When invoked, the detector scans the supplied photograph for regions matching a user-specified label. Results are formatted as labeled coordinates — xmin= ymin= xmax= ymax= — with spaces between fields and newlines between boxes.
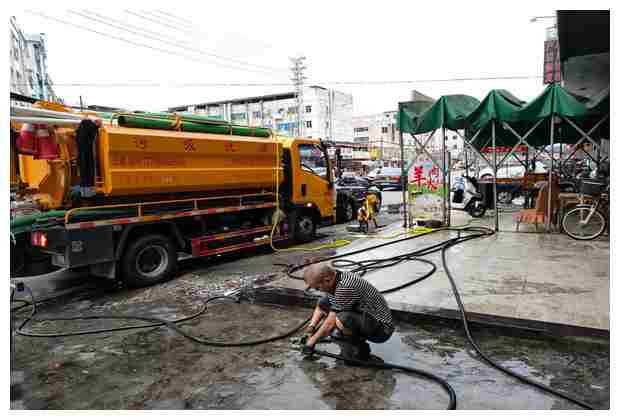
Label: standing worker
xmin=300 ymin=263 xmax=395 ymax=364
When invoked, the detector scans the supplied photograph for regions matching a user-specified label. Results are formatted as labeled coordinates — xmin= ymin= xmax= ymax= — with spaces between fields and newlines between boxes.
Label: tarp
xmin=505 ymin=83 xmax=589 ymax=122
xmin=399 ymin=84 xmax=608 ymax=150
xmin=464 ymin=90 xmax=527 ymax=150
xmin=410 ymin=95 xmax=480 ymax=134
xmin=465 ymin=90 xmax=524 ymax=133
xmin=397 ymin=100 xmax=435 ymax=133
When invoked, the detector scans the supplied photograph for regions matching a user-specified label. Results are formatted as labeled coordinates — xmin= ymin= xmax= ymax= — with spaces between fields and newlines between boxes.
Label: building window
xmin=305 ymin=105 xmax=312 ymax=113
xmin=325 ymin=121 xmax=329 ymax=128
xmin=452 ymin=135 xmax=457 ymax=140
xmin=354 ymin=127 xmax=369 ymax=133
xmin=381 ymin=127 xmax=388 ymax=133
xmin=354 ymin=137 xmax=370 ymax=143
xmin=306 ymin=121 xmax=313 ymax=128
xmin=288 ymin=106 xmax=297 ymax=114
xmin=231 ymin=112 xmax=247 ymax=121
xmin=253 ymin=111 xmax=262 ymax=118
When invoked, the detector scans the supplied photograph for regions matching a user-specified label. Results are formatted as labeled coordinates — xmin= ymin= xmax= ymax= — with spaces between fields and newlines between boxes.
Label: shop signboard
xmin=407 ymin=155 xmax=447 ymax=223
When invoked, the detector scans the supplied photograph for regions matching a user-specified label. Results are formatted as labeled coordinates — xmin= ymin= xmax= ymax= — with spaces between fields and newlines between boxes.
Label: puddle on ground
xmin=219 ymin=321 xmax=609 ymax=410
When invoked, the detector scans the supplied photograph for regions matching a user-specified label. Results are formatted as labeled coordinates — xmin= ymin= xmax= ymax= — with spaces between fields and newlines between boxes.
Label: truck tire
xmin=337 ymin=198 xmax=355 ymax=223
xmin=121 ymin=234 xmax=177 ymax=289
xmin=291 ymin=210 xmax=316 ymax=243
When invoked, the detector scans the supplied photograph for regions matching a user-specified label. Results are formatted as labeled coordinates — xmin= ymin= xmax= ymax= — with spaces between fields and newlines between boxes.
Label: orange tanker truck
xmin=10 ymin=104 xmax=335 ymax=287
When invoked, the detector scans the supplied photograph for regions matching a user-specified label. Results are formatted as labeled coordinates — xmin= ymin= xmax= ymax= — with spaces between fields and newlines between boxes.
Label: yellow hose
xmin=268 ymin=132 xmax=351 ymax=252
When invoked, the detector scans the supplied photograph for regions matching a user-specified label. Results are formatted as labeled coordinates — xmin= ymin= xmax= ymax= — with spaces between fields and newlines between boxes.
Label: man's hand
xmin=301 ymin=344 xmax=315 ymax=355
xmin=300 ymin=324 xmax=317 ymax=344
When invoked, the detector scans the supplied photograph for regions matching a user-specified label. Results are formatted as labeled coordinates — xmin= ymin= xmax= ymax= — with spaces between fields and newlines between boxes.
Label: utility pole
xmin=289 ymin=56 xmax=306 ymax=137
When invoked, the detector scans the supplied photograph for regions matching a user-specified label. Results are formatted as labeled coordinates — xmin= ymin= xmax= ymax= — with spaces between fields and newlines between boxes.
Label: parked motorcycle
xmin=450 ymin=176 xmax=487 ymax=217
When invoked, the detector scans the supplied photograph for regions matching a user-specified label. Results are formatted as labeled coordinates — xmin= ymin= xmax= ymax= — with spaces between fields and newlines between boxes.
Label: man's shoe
xmin=357 ymin=342 xmax=371 ymax=361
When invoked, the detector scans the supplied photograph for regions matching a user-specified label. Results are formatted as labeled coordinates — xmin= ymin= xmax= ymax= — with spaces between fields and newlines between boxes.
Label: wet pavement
xmin=10 ymin=200 xmax=609 ymax=410
xmin=271 ymin=211 xmax=609 ymax=334
xmin=10 ymin=295 xmax=609 ymax=410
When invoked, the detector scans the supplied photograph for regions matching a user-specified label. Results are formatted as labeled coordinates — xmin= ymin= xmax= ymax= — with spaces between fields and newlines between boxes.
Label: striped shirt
xmin=327 ymin=271 xmax=394 ymax=328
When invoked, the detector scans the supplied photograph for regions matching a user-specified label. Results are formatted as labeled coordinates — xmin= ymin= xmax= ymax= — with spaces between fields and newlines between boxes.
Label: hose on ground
xmin=10 ymin=226 xmax=597 ymax=409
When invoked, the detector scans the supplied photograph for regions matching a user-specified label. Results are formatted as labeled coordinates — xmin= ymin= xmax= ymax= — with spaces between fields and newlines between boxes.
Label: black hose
xmin=307 ymin=226 xmax=594 ymax=410
xmin=15 ymin=288 xmax=310 ymax=345
xmin=314 ymin=349 xmax=457 ymax=410
xmin=440 ymin=238 xmax=595 ymax=410
xmin=10 ymin=226 xmax=598 ymax=409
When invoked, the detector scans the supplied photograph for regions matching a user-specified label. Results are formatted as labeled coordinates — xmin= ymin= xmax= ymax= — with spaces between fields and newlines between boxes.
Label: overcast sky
xmin=10 ymin=1 xmax=609 ymax=114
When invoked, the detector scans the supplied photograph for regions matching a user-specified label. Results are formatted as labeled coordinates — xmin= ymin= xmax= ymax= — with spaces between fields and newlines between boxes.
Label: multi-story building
xmin=352 ymin=111 xmax=401 ymax=163
xmin=10 ymin=16 xmax=59 ymax=102
xmin=168 ymin=85 xmax=354 ymax=142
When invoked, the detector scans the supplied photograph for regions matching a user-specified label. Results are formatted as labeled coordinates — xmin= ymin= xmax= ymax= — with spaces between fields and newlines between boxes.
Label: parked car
xmin=365 ymin=168 xmax=383 ymax=182
xmin=335 ymin=175 xmax=382 ymax=223
xmin=478 ymin=161 xmax=547 ymax=180
xmin=372 ymin=167 xmax=407 ymax=190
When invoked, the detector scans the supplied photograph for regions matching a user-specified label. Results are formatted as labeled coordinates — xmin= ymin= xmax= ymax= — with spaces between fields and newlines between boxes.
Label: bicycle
xmin=562 ymin=179 xmax=609 ymax=240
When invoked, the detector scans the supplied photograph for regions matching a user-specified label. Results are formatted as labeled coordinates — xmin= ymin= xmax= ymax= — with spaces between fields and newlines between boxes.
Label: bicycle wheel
xmin=562 ymin=207 xmax=607 ymax=240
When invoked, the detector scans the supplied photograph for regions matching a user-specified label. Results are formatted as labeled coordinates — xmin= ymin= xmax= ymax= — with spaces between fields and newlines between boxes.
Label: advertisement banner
xmin=407 ymin=156 xmax=446 ymax=223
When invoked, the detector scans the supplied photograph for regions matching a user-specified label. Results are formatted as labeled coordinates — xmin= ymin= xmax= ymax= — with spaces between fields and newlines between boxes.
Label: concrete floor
xmin=273 ymin=211 xmax=610 ymax=333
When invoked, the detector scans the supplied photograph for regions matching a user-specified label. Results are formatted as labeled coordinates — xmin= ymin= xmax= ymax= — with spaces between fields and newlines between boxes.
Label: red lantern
xmin=17 ymin=123 xmax=36 ymax=154
xmin=34 ymin=124 xmax=59 ymax=160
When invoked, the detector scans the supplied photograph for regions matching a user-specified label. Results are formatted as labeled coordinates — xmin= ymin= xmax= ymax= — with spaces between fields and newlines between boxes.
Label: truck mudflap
xmin=42 ymin=226 xmax=116 ymax=269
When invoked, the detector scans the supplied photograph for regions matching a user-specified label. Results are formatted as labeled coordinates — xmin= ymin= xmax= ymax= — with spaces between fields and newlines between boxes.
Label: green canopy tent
xmin=459 ymin=89 xmax=526 ymax=231
xmin=398 ymin=94 xmax=480 ymax=226
xmin=497 ymin=83 xmax=608 ymax=231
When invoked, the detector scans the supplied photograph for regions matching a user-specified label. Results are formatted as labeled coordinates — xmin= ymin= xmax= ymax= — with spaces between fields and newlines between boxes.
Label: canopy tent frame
xmin=558 ymin=113 xmax=610 ymax=167
xmin=399 ymin=84 xmax=609 ymax=234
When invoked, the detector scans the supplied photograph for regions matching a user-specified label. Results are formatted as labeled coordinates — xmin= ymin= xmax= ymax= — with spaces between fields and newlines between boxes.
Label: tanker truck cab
xmin=283 ymin=138 xmax=336 ymax=241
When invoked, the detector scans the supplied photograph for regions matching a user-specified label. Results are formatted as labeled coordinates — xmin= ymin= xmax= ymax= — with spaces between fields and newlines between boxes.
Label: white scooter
xmin=450 ymin=176 xmax=487 ymax=218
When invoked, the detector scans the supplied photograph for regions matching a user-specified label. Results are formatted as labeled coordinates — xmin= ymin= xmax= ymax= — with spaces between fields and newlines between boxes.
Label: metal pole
xmin=400 ymin=130 xmax=408 ymax=228
xmin=447 ymin=147 xmax=451 ymax=227
xmin=442 ymin=126 xmax=447 ymax=226
xmin=492 ymin=121 xmax=499 ymax=232
xmin=547 ymin=116 xmax=555 ymax=232
xmin=465 ymin=143 xmax=469 ymax=178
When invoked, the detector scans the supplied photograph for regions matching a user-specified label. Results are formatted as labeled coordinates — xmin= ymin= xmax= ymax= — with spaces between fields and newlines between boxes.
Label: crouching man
xmin=301 ymin=263 xmax=394 ymax=363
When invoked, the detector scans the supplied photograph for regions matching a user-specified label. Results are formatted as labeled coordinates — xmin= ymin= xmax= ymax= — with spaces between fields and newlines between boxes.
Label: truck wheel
xmin=291 ymin=210 xmax=316 ymax=243
xmin=121 ymin=234 xmax=177 ymax=289
xmin=343 ymin=200 xmax=355 ymax=222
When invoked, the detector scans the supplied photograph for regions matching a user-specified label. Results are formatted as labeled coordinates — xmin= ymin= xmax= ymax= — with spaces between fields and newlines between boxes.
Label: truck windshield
xmin=299 ymin=144 xmax=329 ymax=181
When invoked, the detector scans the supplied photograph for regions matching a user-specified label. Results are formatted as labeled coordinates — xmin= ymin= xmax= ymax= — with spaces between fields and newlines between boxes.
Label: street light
xmin=530 ymin=15 xmax=555 ymax=22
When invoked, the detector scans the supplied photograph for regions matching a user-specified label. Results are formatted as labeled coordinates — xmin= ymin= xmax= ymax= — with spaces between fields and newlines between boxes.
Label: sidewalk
xmin=273 ymin=215 xmax=609 ymax=335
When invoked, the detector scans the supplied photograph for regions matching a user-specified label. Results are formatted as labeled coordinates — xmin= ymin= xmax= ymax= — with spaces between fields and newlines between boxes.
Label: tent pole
xmin=400 ymin=130 xmax=408 ymax=228
xmin=442 ymin=126 xmax=447 ymax=226
xmin=448 ymin=139 xmax=452 ymax=227
xmin=547 ymin=116 xmax=555 ymax=232
xmin=492 ymin=120 xmax=499 ymax=232
xmin=465 ymin=142 xmax=469 ymax=178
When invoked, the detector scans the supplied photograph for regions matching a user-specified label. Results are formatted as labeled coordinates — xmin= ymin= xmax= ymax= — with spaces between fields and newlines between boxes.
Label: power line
xmin=142 ymin=10 xmax=195 ymax=28
xmin=25 ymin=76 xmax=542 ymax=88
xmin=122 ymin=10 xmax=287 ymax=73
xmin=25 ymin=10 xmax=289 ymax=79
xmin=12 ymin=74 xmax=543 ymax=88
xmin=154 ymin=10 xmax=194 ymax=25
xmin=67 ymin=10 xmax=286 ymax=75
xmin=123 ymin=10 xmax=287 ymax=73
xmin=124 ymin=10 xmax=196 ymax=35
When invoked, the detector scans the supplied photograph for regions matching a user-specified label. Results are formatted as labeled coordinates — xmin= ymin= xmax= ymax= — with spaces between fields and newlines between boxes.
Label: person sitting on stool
xmin=301 ymin=263 xmax=395 ymax=364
